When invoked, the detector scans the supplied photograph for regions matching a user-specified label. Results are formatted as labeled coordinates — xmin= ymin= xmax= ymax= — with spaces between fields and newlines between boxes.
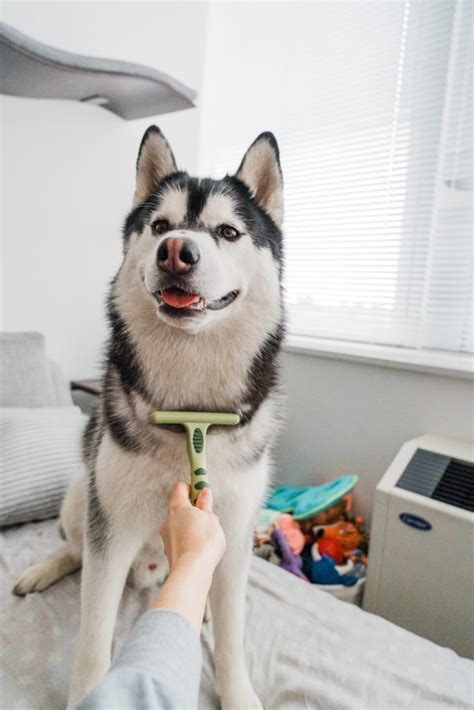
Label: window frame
xmin=284 ymin=334 xmax=474 ymax=379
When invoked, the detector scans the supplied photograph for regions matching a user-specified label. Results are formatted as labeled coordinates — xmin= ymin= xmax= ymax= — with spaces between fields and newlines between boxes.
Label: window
xmin=199 ymin=0 xmax=472 ymax=360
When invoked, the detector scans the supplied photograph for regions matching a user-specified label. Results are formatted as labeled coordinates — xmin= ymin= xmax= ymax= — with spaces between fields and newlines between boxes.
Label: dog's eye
xmin=151 ymin=219 xmax=170 ymax=236
xmin=218 ymin=225 xmax=240 ymax=240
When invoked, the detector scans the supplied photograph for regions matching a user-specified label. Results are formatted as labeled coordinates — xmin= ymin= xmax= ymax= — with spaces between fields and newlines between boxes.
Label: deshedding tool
xmin=149 ymin=411 xmax=240 ymax=503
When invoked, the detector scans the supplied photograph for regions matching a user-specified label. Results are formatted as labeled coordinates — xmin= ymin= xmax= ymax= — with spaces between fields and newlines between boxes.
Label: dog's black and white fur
xmin=14 ymin=126 xmax=285 ymax=709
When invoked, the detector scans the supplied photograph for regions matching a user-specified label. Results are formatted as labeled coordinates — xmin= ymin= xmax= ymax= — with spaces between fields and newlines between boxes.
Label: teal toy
xmin=149 ymin=411 xmax=240 ymax=503
xmin=265 ymin=475 xmax=358 ymax=520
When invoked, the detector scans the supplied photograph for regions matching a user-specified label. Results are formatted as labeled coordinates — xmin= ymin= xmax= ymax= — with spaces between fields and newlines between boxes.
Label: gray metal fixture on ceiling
xmin=0 ymin=21 xmax=196 ymax=120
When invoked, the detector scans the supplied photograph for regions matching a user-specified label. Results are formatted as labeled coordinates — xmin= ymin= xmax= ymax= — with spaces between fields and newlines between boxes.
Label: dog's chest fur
xmin=92 ymin=394 xmax=276 ymax=588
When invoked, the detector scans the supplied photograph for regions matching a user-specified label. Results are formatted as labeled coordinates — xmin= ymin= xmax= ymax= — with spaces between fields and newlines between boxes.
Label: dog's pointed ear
xmin=133 ymin=126 xmax=177 ymax=206
xmin=236 ymin=132 xmax=283 ymax=226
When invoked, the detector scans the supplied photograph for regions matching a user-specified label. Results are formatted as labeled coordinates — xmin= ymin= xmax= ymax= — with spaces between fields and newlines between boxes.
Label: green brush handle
xmin=149 ymin=411 xmax=240 ymax=505
xmin=184 ymin=422 xmax=210 ymax=504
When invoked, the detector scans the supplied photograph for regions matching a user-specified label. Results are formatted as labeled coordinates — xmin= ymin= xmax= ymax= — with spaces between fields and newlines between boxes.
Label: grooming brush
xmin=149 ymin=411 xmax=240 ymax=503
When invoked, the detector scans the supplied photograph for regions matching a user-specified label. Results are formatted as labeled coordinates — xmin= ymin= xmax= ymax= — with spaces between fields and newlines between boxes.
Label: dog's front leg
xmin=68 ymin=533 xmax=142 ymax=707
xmin=210 ymin=520 xmax=262 ymax=710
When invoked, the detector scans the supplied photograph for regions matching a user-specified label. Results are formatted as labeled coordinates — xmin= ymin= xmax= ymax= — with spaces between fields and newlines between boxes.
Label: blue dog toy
xmin=265 ymin=476 xmax=358 ymax=520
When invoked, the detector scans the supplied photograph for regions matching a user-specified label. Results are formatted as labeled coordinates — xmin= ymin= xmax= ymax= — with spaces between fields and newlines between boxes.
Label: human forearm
xmin=150 ymin=553 xmax=213 ymax=634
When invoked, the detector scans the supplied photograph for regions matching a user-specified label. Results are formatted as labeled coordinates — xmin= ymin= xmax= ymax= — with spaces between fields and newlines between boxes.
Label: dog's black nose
xmin=157 ymin=238 xmax=200 ymax=274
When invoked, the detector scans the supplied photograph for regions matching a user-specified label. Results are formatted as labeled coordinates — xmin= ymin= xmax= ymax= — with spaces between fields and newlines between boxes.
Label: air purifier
xmin=363 ymin=435 xmax=473 ymax=658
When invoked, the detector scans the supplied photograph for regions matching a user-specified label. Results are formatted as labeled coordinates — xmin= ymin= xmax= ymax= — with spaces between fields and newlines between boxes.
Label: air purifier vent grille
xmin=396 ymin=449 xmax=449 ymax=497
xmin=432 ymin=459 xmax=474 ymax=512
xmin=396 ymin=448 xmax=474 ymax=511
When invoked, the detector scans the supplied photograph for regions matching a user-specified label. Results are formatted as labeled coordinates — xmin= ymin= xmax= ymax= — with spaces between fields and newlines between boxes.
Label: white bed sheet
xmin=1 ymin=519 xmax=472 ymax=709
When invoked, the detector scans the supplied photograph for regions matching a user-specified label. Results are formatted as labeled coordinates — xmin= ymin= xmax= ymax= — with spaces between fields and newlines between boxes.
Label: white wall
xmin=1 ymin=1 xmax=208 ymax=378
xmin=275 ymin=352 xmax=473 ymax=521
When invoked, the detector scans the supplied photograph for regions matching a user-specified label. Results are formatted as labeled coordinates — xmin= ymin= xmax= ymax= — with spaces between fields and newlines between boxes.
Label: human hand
xmin=152 ymin=483 xmax=226 ymax=632
xmin=160 ymin=482 xmax=226 ymax=577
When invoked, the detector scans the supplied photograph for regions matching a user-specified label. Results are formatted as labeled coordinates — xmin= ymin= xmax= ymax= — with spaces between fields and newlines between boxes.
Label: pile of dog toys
xmin=254 ymin=475 xmax=369 ymax=586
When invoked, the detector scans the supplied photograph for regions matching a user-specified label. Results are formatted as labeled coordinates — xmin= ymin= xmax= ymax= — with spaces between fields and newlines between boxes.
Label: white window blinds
xmin=199 ymin=0 xmax=473 ymax=356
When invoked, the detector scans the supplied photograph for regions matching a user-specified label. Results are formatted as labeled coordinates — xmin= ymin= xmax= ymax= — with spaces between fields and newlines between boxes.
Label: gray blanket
xmin=1 ymin=519 xmax=472 ymax=709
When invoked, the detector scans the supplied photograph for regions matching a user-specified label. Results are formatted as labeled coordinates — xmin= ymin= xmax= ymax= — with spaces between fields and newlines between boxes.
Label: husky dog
xmin=14 ymin=126 xmax=285 ymax=709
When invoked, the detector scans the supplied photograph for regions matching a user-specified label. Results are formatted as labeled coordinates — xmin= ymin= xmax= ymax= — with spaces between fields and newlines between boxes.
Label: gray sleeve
xmin=75 ymin=609 xmax=202 ymax=709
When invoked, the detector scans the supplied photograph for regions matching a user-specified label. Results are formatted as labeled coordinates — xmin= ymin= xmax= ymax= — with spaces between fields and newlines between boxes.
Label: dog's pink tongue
xmin=161 ymin=288 xmax=200 ymax=309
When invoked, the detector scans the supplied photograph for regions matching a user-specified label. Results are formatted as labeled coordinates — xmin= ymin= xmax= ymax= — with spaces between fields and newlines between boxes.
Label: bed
xmin=1 ymin=518 xmax=472 ymax=710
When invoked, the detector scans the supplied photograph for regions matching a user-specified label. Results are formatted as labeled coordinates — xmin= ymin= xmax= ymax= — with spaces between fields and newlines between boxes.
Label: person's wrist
xmin=170 ymin=550 xmax=218 ymax=582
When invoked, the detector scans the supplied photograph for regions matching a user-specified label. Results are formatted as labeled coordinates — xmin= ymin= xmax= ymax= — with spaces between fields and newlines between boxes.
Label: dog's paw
xmin=13 ymin=561 xmax=57 ymax=596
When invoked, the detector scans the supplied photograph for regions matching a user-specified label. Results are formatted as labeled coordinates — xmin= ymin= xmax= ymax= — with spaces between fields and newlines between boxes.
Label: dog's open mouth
xmin=154 ymin=286 xmax=239 ymax=315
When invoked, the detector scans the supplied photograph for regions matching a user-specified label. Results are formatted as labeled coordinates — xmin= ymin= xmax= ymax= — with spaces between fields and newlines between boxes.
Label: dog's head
xmin=122 ymin=126 xmax=283 ymax=333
